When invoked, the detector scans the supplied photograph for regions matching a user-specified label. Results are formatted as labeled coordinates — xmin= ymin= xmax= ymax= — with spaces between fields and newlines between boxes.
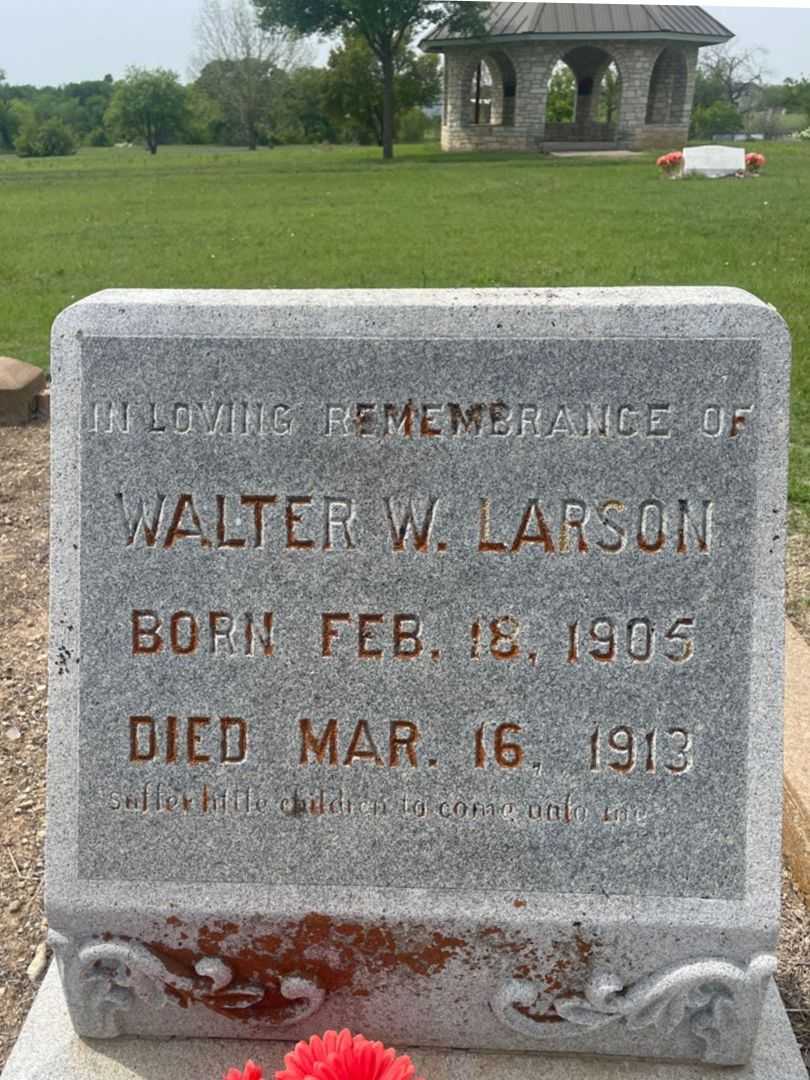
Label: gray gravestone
xmin=46 ymin=288 xmax=790 ymax=1066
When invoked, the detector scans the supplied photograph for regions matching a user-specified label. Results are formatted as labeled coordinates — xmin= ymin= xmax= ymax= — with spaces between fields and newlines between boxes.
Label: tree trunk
xmin=381 ymin=44 xmax=395 ymax=160
xmin=248 ymin=126 xmax=258 ymax=150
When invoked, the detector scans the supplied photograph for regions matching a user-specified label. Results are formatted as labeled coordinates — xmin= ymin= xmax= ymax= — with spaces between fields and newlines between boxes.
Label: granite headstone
xmin=46 ymin=287 xmax=790 ymax=1066
xmin=683 ymin=144 xmax=746 ymax=178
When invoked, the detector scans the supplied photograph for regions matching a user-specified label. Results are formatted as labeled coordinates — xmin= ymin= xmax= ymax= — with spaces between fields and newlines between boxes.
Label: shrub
xmin=795 ymin=127 xmax=810 ymax=141
xmin=86 ymin=126 xmax=110 ymax=147
xmin=397 ymin=107 xmax=431 ymax=144
xmin=15 ymin=116 xmax=77 ymax=157
xmin=690 ymin=101 xmax=744 ymax=140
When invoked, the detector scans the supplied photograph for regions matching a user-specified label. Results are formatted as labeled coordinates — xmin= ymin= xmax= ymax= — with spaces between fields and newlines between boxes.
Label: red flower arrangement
xmin=746 ymin=152 xmax=766 ymax=174
xmin=224 ymin=1031 xmax=425 ymax=1080
xmin=656 ymin=150 xmax=683 ymax=176
xmin=225 ymin=1063 xmax=263 ymax=1080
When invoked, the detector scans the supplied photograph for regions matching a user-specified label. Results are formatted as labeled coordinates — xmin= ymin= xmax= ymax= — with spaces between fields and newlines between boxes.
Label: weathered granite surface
xmin=2 ymin=966 xmax=807 ymax=1080
xmin=47 ymin=288 xmax=791 ymax=1062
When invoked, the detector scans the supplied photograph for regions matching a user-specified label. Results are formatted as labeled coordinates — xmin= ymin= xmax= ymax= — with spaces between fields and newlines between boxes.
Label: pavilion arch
xmin=646 ymin=47 xmax=689 ymax=124
xmin=544 ymin=45 xmax=623 ymax=142
xmin=464 ymin=50 xmax=518 ymax=127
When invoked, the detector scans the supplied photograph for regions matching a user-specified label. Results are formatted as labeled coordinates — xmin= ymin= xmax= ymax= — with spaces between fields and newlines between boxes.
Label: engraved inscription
xmin=76 ymin=336 xmax=758 ymax=894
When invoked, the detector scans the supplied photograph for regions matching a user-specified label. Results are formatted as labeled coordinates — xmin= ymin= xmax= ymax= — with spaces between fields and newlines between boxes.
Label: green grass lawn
xmin=1 ymin=140 xmax=809 ymax=504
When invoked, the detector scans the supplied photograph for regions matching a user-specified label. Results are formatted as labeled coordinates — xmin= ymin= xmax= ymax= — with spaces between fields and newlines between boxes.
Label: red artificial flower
xmin=656 ymin=150 xmax=683 ymax=172
xmin=225 ymin=1063 xmax=263 ymax=1080
xmin=276 ymin=1030 xmax=425 ymax=1080
xmin=746 ymin=152 xmax=766 ymax=170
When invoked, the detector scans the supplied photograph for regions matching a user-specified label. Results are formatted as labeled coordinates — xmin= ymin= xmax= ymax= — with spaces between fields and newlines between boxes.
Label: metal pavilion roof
xmin=422 ymin=3 xmax=734 ymax=49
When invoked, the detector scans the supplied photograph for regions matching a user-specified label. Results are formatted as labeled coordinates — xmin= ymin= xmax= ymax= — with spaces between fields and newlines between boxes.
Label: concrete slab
xmin=548 ymin=149 xmax=642 ymax=158
xmin=783 ymin=621 xmax=810 ymax=902
xmin=1 ymin=966 xmax=806 ymax=1080
xmin=0 ymin=356 xmax=46 ymax=426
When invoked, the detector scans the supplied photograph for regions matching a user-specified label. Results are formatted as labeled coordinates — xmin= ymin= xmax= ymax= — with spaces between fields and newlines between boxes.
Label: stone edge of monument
xmin=2 ymin=965 xmax=807 ymax=1080
xmin=45 ymin=288 xmax=791 ymax=1058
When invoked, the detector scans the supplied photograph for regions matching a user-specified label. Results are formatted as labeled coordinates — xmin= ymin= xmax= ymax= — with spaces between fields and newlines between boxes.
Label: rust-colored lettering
xmin=344 ymin=719 xmax=383 ymax=766
xmin=384 ymin=401 xmax=414 ymax=437
xmin=322 ymin=613 xmax=351 ymax=657
xmin=216 ymin=495 xmax=246 ymax=549
xmin=187 ymin=716 xmax=210 ymax=765
xmin=511 ymin=501 xmax=555 ymax=553
xmin=358 ymin=613 xmax=383 ymax=659
xmin=389 ymin=721 xmax=420 ymax=766
xmin=163 ymin=494 xmax=209 ymax=549
xmin=129 ymin=716 xmax=157 ymax=762
xmin=132 ymin=610 xmax=162 ymax=654
xmin=637 ymin=500 xmax=666 ymax=553
xmin=220 ymin=717 xmax=247 ymax=763
xmin=676 ymin=499 xmax=713 ymax=554
xmin=595 ymin=500 xmax=626 ymax=554
xmin=285 ymin=496 xmax=314 ymax=550
xmin=299 ymin=718 xmax=338 ymax=765
xmin=448 ymin=403 xmax=483 ymax=436
xmin=393 ymin=614 xmax=423 ymax=659
xmin=170 ymin=611 xmax=198 ymax=655
xmin=165 ymin=715 xmax=178 ymax=764
xmin=559 ymin=500 xmax=589 ymax=554
xmin=240 ymin=494 xmax=276 ymax=548
xmin=256 ymin=612 xmax=274 ymax=657
xmin=729 ymin=407 xmax=753 ymax=438
xmin=478 ymin=497 xmax=507 ymax=554
xmin=384 ymin=497 xmax=438 ymax=553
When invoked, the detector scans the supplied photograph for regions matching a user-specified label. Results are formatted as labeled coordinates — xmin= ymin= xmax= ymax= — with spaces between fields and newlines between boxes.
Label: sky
xmin=1 ymin=1 xmax=808 ymax=87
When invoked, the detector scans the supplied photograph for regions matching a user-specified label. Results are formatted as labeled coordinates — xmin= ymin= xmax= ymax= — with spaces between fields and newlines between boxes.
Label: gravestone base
xmin=2 ymin=966 xmax=806 ymax=1080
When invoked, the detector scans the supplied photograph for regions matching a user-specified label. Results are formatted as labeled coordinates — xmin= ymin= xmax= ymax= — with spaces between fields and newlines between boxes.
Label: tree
xmin=0 ymin=70 xmax=17 ymax=151
xmin=266 ymin=66 xmax=337 ymax=144
xmin=545 ymin=64 xmax=575 ymax=123
xmin=784 ymin=76 xmax=810 ymax=123
xmin=598 ymin=65 xmax=620 ymax=125
xmin=694 ymin=45 xmax=767 ymax=111
xmin=253 ymin=0 xmax=484 ymax=159
xmin=104 ymin=68 xmax=186 ymax=154
xmin=324 ymin=32 xmax=439 ymax=145
xmin=193 ymin=0 xmax=309 ymax=149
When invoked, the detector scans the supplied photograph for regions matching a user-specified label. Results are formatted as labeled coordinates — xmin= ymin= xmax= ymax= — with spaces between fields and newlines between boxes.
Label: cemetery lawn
xmin=1 ymin=140 xmax=809 ymax=510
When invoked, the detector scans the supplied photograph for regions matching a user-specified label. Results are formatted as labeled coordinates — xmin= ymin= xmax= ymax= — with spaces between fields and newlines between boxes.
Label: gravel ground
xmin=0 ymin=420 xmax=808 ymax=1072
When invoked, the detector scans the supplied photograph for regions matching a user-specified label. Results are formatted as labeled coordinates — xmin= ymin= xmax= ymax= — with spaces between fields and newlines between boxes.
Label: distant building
xmin=421 ymin=3 xmax=732 ymax=151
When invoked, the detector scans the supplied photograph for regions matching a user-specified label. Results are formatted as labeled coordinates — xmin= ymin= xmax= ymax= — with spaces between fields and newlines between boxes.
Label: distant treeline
xmin=0 ymin=33 xmax=441 ymax=157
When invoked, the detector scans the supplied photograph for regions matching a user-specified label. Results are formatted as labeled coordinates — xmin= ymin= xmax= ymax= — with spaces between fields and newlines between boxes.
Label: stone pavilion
xmin=421 ymin=3 xmax=733 ymax=151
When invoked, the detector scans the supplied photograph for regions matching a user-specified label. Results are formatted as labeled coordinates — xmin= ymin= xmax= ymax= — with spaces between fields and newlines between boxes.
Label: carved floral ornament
xmin=492 ymin=954 xmax=776 ymax=1065
xmin=48 ymin=932 xmax=325 ymax=1038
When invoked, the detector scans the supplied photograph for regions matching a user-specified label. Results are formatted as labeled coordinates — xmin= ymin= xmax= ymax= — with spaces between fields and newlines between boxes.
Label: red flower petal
xmin=225 ymin=1061 xmax=263 ymax=1080
xmin=276 ymin=1032 xmax=423 ymax=1080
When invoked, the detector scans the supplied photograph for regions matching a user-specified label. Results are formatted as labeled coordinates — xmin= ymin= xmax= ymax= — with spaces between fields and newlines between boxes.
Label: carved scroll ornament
xmin=49 ymin=932 xmax=325 ymax=1038
xmin=492 ymin=954 xmax=776 ymax=1064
